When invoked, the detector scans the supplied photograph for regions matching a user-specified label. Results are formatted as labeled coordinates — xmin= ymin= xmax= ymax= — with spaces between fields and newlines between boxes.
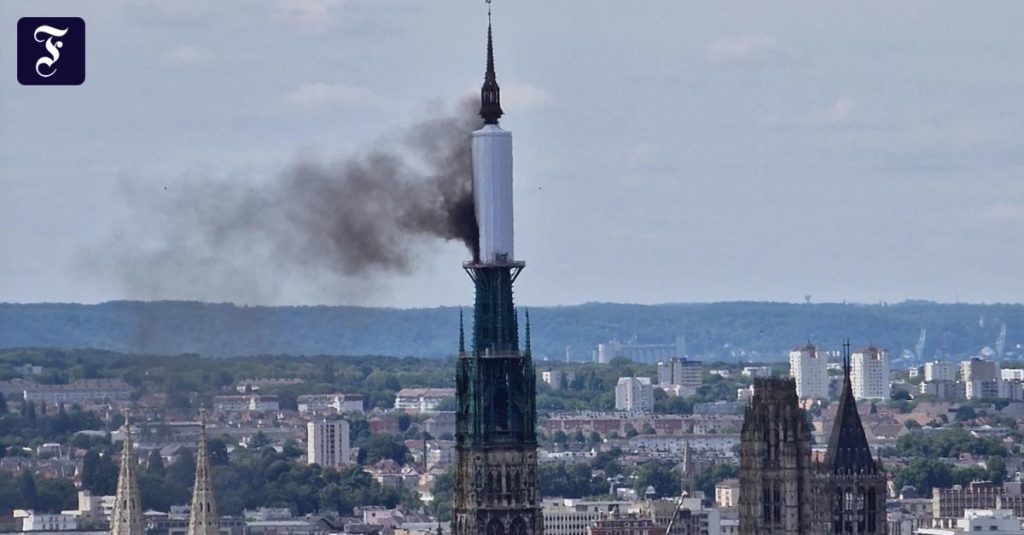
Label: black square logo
xmin=17 ymin=17 xmax=86 ymax=85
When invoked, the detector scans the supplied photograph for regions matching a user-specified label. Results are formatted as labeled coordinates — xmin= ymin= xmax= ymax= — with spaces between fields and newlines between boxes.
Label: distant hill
xmin=1 ymin=300 xmax=1022 ymax=361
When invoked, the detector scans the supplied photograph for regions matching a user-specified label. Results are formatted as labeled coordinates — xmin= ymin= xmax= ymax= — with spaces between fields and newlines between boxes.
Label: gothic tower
xmin=452 ymin=8 xmax=541 ymax=535
xmin=817 ymin=342 xmax=887 ymax=534
xmin=738 ymin=377 xmax=815 ymax=535
xmin=110 ymin=415 xmax=144 ymax=535
xmin=679 ymin=440 xmax=695 ymax=497
xmin=187 ymin=410 xmax=219 ymax=535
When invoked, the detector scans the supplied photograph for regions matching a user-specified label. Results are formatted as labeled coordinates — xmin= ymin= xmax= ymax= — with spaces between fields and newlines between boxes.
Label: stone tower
xmin=110 ymin=415 xmax=144 ymax=535
xmin=738 ymin=377 xmax=815 ymax=535
xmin=817 ymin=343 xmax=887 ymax=534
xmin=451 ymin=8 xmax=541 ymax=534
xmin=187 ymin=410 xmax=219 ymax=535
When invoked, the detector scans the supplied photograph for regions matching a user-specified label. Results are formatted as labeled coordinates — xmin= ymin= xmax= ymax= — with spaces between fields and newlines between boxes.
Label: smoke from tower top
xmin=88 ymin=98 xmax=482 ymax=303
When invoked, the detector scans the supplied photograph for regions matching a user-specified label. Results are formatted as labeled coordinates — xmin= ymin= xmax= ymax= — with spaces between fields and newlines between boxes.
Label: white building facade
xmin=789 ymin=344 xmax=829 ymax=400
xmin=615 ymin=377 xmax=654 ymax=414
xmin=306 ymin=420 xmax=350 ymax=467
xmin=852 ymin=346 xmax=890 ymax=400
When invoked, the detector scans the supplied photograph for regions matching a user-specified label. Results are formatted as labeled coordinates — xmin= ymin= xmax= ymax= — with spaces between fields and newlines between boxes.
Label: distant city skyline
xmin=2 ymin=1 xmax=1023 ymax=307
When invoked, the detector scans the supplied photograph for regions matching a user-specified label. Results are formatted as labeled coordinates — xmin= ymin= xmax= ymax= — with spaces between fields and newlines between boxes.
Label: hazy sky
xmin=2 ymin=1 xmax=1024 ymax=307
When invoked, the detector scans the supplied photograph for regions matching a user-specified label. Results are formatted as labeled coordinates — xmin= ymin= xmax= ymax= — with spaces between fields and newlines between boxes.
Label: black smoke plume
xmin=87 ymin=98 xmax=481 ymax=303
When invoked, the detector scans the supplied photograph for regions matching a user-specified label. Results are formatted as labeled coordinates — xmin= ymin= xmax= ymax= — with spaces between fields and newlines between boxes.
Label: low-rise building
xmin=918 ymin=509 xmax=1024 ymax=535
xmin=296 ymin=393 xmax=364 ymax=414
xmin=13 ymin=510 xmax=78 ymax=532
xmin=394 ymin=388 xmax=455 ymax=412
xmin=542 ymin=499 xmax=630 ymax=535
xmin=212 ymin=395 xmax=280 ymax=413
xmin=22 ymin=379 xmax=133 ymax=404
xmin=543 ymin=370 xmax=576 ymax=390
xmin=715 ymin=478 xmax=740 ymax=508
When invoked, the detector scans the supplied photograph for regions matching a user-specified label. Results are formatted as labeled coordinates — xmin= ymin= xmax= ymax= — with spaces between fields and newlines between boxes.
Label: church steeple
xmin=479 ymin=5 xmax=503 ymax=125
xmin=824 ymin=339 xmax=878 ymax=475
xmin=187 ymin=409 xmax=219 ymax=535
xmin=110 ymin=412 xmax=144 ymax=535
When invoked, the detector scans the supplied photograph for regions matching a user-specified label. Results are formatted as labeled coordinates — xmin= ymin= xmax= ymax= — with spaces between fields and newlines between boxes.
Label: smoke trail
xmin=86 ymin=98 xmax=481 ymax=303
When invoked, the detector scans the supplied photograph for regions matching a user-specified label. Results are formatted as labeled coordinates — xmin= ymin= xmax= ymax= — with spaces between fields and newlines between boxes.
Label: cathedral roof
xmin=825 ymin=344 xmax=879 ymax=475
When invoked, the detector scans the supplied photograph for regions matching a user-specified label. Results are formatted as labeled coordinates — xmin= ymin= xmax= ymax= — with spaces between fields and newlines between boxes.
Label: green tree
xmin=431 ymin=468 xmax=454 ymax=520
xmin=694 ymin=463 xmax=739 ymax=497
xmin=356 ymin=434 xmax=409 ymax=466
xmin=147 ymin=450 xmax=166 ymax=477
xmin=987 ymin=456 xmax=1007 ymax=485
xmin=35 ymin=478 xmax=77 ymax=513
xmin=18 ymin=470 xmax=39 ymax=509
xmin=82 ymin=450 xmax=117 ymax=495
xmin=895 ymin=458 xmax=954 ymax=493
xmin=207 ymin=438 xmax=230 ymax=466
xmin=632 ymin=462 xmax=679 ymax=498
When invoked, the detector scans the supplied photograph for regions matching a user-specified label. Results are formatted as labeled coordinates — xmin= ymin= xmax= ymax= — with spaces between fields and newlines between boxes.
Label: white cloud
xmin=272 ymin=0 xmax=345 ymax=32
xmin=705 ymin=34 xmax=781 ymax=65
xmin=812 ymin=97 xmax=856 ymax=126
xmin=981 ymin=201 xmax=1024 ymax=222
xmin=283 ymin=82 xmax=381 ymax=111
xmin=501 ymin=83 xmax=554 ymax=110
xmin=161 ymin=45 xmax=211 ymax=67
xmin=765 ymin=97 xmax=869 ymax=129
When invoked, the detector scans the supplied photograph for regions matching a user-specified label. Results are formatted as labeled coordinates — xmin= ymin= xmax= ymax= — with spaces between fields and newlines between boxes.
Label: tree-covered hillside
xmin=1 ymin=300 xmax=1022 ymax=361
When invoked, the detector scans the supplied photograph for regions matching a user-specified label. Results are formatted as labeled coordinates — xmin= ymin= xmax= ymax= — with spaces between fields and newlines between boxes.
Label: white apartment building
xmin=14 ymin=511 xmax=78 ymax=532
xmin=917 ymin=509 xmax=1023 ymax=535
xmin=542 ymin=499 xmax=629 ymax=535
xmin=1001 ymin=368 xmax=1024 ymax=382
xmin=306 ymin=419 xmax=350 ymax=467
xmin=542 ymin=370 xmax=575 ymax=390
xmin=615 ymin=377 xmax=654 ymax=414
xmin=296 ymin=393 xmax=364 ymax=414
xmin=212 ymin=395 xmax=280 ymax=413
xmin=393 ymin=388 xmax=456 ymax=412
xmin=741 ymin=366 xmax=771 ymax=378
xmin=852 ymin=346 xmax=890 ymax=400
xmin=715 ymin=478 xmax=740 ymax=508
xmin=789 ymin=343 xmax=829 ymax=400
xmin=924 ymin=361 xmax=959 ymax=382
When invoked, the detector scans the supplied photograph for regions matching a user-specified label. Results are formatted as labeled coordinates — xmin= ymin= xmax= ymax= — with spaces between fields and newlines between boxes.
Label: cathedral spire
xmin=111 ymin=412 xmax=144 ymax=535
xmin=187 ymin=409 xmax=219 ymax=535
xmin=479 ymin=2 xmax=503 ymax=124
xmin=825 ymin=339 xmax=877 ymax=475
